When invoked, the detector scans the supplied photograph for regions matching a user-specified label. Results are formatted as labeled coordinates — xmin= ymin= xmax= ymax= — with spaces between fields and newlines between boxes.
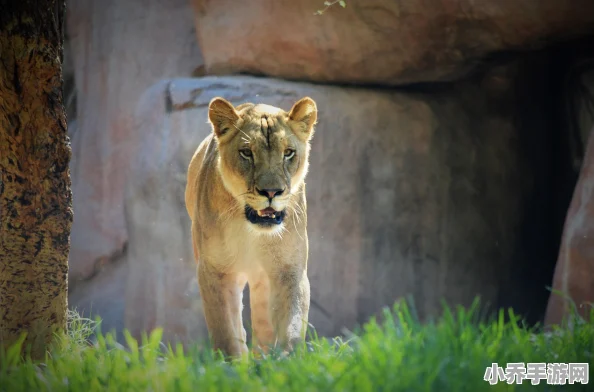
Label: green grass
xmin=1 ymin=298 xmax=592 ymax=392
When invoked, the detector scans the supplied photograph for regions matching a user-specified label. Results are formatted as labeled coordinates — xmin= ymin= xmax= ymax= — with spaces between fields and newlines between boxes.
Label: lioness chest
xmin=201 ymin=216 xmax=287 ymax=274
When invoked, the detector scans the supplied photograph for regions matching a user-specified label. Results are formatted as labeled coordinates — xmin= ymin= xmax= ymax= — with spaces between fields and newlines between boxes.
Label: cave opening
xmin=497 ymin=36 xmax=594 ymax=326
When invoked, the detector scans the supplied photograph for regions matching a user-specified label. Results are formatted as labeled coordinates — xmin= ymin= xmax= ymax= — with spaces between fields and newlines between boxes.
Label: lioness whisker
xmin=231 ymin=123 xmax=251 ymax=141
xmin=288 ymin=199 xmax=305 ymax=222
xmin=289 ymin=206 xmax=305 ymax=242
xmin=273 ymin=225 xmax=289 ymax=240
xmin=218 ymin=203 xmax=241 ymax=224
xmin=290 ymin=205 xmax=302 ymax=225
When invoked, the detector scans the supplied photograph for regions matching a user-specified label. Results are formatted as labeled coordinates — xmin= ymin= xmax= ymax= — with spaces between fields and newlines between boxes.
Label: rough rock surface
xmin=65 ymin=0 xmax=203 ymax=291
xmin=122 ymin=66 xmax=557 ymax=342
xmin=191 ymin=0 xmax=594 ymax=85
xmin=122 ymin=80 xmax=209 ymax=343
xmin=546 ymin=127 xmax=594 ymax=325
xmin=545 ymin=63 xmax=594 ymax=325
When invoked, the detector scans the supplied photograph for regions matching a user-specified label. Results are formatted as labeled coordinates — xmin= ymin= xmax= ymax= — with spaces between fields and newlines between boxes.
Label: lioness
xmin=185 ymin=96 xmax=318 ymax=358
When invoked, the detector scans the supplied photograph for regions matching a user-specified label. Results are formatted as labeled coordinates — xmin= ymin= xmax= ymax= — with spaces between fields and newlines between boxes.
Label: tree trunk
xmin=0 ymin=0 xmax=72 ymax=360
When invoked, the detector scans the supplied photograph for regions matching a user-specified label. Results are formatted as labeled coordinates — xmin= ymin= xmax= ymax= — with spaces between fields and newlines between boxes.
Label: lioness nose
xmin=256 ymin=188 xmax=284 ymax=200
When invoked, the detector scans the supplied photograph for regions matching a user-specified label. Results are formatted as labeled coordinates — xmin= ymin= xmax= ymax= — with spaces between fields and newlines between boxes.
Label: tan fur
xmin=185 ymin=97 xmax=318 ymax=359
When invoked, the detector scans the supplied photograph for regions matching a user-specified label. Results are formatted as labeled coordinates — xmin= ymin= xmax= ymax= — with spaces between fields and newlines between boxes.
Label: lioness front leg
xmin=248 ymin=269 xmax=276 ymax=354
xmin=197 ymin=263 xmax=248 ymax=358
xmin=268 ymin=266 xmax=310 ymax=354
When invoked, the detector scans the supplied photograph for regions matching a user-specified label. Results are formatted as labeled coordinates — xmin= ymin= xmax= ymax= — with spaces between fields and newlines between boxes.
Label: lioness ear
xmin=288 ymin=97 xmax=317 ymax=140
xmin=208 ymin=97 xmax=239 ymax=139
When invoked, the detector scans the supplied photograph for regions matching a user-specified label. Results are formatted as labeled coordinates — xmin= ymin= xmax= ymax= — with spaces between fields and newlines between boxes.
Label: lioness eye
xmin=239 ymin=149 xmax=253 ymax=159
xmin=284 ymin=149 xmax=295 ymax=159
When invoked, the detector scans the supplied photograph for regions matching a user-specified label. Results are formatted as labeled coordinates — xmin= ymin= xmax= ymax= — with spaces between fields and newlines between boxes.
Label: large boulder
xmin=122 ymin=80 xmax=209 ymax=343
xmin=122 ymin=61 xmax=558 ymax=342
xmin=65 ymin=0 xmax=203 ymax=293
xmin=546 ymin=126 xmax=594 ymax=325
xmin=545 ymin=59 xmax=594 ymax=326
xmin=191 ymin=0 xmax=594 ymax=86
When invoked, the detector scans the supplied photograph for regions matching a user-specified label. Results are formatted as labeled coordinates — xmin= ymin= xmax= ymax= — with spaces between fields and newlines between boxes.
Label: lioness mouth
xmin=245 ymin=205 xmax=285 ymax=226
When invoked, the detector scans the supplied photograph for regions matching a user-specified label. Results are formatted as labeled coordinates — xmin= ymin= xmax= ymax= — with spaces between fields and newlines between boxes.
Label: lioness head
xmin=207 ymin=96 xmax=317 ymax=233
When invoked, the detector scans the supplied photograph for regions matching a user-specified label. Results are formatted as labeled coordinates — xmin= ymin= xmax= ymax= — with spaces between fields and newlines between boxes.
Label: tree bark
xmin=0 ymin=0 xmax=72 ymax=359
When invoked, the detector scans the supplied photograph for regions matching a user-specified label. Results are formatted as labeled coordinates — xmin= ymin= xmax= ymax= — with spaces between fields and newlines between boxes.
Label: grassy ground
xmin=1 ymin=298 xmax=592 ymax=392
